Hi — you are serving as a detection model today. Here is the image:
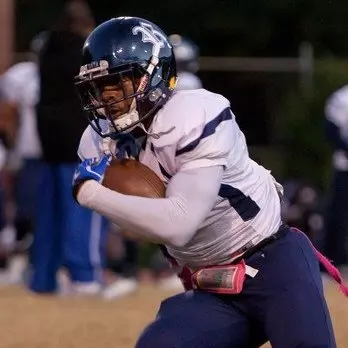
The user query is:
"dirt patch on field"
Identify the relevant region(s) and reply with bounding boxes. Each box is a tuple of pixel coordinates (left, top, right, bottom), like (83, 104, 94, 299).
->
(0, 281, 346, 348)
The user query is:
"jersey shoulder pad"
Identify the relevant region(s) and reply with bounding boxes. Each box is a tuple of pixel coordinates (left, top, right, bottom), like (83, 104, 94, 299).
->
(176, 72, 202, 90)
(150, 89, 230, 148)
(152, 89, 234, 170)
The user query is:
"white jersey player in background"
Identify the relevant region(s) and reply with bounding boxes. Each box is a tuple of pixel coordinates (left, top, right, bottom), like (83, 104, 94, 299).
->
(168, 34, 202, 91)
(0, 32, 46, 285)
(72, 17, 339, 348)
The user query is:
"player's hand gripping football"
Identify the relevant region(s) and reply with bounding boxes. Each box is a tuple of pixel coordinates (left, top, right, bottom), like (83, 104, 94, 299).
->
(72, 154, 112, 200)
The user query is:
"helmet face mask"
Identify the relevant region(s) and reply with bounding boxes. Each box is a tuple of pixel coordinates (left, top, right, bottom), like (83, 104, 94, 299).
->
(75, 17, 177, 138)
(76, 63, 146, 134)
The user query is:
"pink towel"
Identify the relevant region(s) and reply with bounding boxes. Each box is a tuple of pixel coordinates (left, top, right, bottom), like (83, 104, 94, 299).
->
(292, 227, 348, 296)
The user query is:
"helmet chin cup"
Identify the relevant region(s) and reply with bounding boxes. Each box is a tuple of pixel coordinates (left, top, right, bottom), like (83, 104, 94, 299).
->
(113, 110, 140, 132)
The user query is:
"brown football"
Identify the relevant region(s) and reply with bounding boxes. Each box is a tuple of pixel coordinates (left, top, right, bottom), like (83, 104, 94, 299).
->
(102, 158, 166, 198)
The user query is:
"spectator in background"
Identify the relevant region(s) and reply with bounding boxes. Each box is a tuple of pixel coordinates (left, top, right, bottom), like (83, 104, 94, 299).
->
(102, 224, 141, 300)
(281, 179, 325, 247)
(324, 85, 348, 276)
(0, 32, 46, 285)
(29, 0, 108, 295)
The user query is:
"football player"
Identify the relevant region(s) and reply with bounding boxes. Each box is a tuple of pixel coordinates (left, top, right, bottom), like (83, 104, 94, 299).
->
(73, 17, 341, 347)
(0, 32, 46, 285)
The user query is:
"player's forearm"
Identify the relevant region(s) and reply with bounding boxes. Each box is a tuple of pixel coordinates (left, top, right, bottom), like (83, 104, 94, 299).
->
(78, 182, 189, 245)
(77, 166, 223, 247)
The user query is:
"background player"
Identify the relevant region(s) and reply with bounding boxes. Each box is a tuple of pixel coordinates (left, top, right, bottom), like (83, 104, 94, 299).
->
(324, 85, 348, 277)
(169, 34, 202, 90)
(29, 0, 108, 295)
(0, 32, 46, 285)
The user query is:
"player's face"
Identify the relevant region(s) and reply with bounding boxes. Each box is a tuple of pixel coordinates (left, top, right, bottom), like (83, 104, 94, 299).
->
(101, 77, 138, 119)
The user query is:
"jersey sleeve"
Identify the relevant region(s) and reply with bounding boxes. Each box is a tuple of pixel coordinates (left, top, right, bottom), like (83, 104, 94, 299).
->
(175, 107, 234, 171)
(77, 125, 104, 161)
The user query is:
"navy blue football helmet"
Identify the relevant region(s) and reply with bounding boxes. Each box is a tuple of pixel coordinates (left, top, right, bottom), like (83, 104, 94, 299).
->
(75, 17, 177, 138)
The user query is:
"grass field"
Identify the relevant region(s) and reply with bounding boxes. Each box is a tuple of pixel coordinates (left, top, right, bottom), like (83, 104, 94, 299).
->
(0, 280, 347, 348)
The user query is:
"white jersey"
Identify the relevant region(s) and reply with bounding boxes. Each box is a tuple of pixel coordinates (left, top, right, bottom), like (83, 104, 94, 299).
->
(78, 89, 282, 268)
(0, 62, 42, 159)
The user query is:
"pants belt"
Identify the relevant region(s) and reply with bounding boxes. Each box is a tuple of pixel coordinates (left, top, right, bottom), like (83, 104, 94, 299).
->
(233, 223, 289, 263)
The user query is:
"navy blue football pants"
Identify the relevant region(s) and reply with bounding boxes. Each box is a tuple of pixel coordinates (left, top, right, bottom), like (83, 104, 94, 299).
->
(29, 162, 107, 293)
(136, 227, 336, 348)
(14, 158, 41, 240)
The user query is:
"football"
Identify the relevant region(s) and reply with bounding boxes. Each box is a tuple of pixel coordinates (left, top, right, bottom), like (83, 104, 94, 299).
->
(102, 158, 166, 243)
(102, 158, 166, 198)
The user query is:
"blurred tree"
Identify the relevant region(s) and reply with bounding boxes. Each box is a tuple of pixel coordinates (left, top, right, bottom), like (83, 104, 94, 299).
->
(13, 0, 348, 188)
(15, 0, 66, 51)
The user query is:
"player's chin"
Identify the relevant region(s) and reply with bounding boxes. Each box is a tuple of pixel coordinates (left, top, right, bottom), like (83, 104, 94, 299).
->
(107, 111, 120, 121)
(109, 109, 126, 120)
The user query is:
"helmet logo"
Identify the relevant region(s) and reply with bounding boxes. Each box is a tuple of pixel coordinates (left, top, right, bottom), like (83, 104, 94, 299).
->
(132, 22, 169, 56)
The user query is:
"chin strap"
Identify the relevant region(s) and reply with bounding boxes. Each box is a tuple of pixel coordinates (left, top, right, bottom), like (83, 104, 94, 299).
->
(292, 227, 348, 296)
(137, 122, 175, 139)
(113, 98, 139, 131)
(110, 132, 141, 159)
